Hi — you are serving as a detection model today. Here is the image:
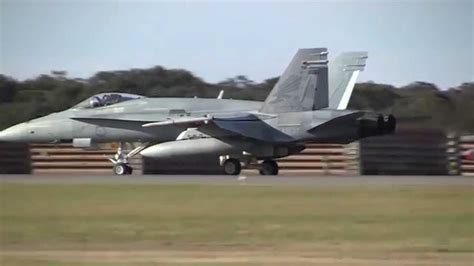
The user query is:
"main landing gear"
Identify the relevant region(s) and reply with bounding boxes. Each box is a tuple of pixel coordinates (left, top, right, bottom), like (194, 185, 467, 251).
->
(107, 142, 148, 175)
(220, 157, 279, 176)
(259, 160, 279, 175)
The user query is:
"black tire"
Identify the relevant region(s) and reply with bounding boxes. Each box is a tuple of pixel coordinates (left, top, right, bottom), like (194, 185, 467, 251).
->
(125, 165, 133, 175)
(259, 160, 279, 175)
(223, 159, 241, 175)
(113, 163, 132, 175)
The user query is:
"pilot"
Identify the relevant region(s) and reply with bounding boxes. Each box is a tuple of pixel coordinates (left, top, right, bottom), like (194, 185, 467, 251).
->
(89, 96, 102, 108)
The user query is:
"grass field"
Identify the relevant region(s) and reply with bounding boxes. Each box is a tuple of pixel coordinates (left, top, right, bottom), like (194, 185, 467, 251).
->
(0, 182, 473, 265)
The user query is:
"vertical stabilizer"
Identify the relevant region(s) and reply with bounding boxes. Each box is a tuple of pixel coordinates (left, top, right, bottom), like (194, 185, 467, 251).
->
(260, 48, 328, 114)
(328, 52, 368, 110)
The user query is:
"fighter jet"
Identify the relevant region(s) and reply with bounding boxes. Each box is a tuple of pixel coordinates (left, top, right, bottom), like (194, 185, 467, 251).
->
(0, 48, 395, 175)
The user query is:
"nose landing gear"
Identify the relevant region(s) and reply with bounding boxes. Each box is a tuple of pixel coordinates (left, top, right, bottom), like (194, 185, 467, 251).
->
(107, 142, 149, 175)
(113, 162, 133, 175)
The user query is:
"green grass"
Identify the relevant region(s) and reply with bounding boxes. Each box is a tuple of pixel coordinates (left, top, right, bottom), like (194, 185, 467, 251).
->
(0, 183, 473, 265)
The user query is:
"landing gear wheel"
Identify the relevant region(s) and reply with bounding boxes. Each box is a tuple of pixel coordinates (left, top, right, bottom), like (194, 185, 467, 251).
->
(223, 159, 241, 175)
(259, 160, 279, 175)
(125, 165, 133, 175)
(113, 163, 132, 175)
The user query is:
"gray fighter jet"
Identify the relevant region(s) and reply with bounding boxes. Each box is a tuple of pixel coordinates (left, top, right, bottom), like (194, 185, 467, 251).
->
(0, 48, 395, 175)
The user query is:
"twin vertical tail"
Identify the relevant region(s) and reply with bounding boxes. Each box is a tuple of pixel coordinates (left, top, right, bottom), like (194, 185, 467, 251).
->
(260, 48, 329, 114)
(328, 52, 368, 110)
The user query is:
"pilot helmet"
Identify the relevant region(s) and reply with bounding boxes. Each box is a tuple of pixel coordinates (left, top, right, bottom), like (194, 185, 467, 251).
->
(90, 96, 102, 108)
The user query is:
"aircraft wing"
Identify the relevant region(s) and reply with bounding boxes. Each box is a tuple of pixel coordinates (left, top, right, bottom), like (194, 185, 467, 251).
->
(143, 113, 294, 143)
(137, 112, 276, 128)
(70, 110, 262, 125)
(211, 115, 294, 143)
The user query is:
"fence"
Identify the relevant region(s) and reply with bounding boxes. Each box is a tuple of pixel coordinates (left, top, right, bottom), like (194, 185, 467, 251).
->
(0, 133, 473, 176)
(30, 143, 141, 175)
(359, 129, 451, 175)
(460, 135, 474, 176)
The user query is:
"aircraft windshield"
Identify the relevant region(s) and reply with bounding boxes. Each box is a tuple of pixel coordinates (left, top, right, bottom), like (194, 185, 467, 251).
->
(74, 93, 144, 109)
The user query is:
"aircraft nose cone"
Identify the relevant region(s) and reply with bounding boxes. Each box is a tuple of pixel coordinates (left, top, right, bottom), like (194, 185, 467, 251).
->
(0, 123, 27, 142)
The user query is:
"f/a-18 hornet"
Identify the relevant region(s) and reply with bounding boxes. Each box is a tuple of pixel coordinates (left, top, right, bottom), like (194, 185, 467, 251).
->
(0, 48, 395, 175)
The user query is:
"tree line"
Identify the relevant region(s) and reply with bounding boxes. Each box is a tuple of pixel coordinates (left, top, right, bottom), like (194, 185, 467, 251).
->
(0, 66, 472, 133)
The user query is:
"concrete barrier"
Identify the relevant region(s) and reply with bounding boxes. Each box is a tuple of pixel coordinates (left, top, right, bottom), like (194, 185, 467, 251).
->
(0, 142, 31, 174)
(359, 129, 451, 175)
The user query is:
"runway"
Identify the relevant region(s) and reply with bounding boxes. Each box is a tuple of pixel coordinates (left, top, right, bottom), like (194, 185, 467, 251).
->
(0, 174, 472, 186)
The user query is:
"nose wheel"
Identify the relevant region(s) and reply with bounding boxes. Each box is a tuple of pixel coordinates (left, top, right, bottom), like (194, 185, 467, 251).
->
(113, 163, 133, 175)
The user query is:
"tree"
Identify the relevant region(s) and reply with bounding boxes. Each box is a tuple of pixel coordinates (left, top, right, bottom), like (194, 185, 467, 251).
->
(0, 75, 17, 103)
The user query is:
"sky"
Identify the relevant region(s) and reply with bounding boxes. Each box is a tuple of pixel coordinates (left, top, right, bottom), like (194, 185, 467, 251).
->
(1, 0, 473, 89)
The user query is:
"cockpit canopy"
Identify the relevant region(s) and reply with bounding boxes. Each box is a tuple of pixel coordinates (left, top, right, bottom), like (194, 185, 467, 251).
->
(73, 93, 144, 109)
